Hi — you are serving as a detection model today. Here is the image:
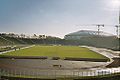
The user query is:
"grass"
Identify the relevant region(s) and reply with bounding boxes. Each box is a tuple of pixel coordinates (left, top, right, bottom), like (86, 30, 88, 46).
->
(0, 45, 108, 59)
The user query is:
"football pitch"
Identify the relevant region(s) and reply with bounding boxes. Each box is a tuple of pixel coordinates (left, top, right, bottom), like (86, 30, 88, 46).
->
(0, 45, 108, 59)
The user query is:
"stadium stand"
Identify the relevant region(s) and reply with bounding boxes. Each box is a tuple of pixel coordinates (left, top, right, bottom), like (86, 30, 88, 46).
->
(0, 36, 13, 46)
(0, 32, 119, 51)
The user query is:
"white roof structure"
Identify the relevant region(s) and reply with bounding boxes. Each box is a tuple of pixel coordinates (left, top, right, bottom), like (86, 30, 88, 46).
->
(64, 30, 116, 40)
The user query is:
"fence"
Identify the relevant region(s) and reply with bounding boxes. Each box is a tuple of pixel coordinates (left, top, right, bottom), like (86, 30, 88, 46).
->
(0, 67, 120, 79)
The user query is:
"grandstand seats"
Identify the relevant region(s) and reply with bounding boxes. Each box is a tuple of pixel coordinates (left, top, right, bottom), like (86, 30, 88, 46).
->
(0, 36, 12, 46)
(0, 34, 119, 51)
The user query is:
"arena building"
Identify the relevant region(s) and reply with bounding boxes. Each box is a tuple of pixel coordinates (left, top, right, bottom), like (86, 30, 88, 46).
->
(64, 30, 119, 50)
(64, 30, 116, 40)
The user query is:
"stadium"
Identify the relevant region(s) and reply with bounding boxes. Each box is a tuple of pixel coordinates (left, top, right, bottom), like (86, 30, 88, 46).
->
(0, 0, 120, 80)
(0, 30, 120, 80)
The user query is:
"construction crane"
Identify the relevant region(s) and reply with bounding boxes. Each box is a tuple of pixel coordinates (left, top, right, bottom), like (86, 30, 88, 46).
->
(76, 24, 120, 37)
(95, 24, 104, 35)
(76, 24, 104, 35)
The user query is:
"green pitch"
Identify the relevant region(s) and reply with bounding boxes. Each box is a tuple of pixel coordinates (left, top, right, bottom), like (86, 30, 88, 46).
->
(1, 45, 108, 59)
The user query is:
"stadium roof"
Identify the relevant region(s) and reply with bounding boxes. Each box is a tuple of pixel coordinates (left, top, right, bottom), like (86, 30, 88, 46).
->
(65, 30, 116, 37)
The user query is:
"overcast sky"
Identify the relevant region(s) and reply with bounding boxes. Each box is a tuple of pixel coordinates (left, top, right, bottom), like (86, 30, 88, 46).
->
(0, 0, 119, 38)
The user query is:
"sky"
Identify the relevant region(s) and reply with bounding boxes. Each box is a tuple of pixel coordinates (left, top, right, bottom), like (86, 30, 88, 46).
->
(0, 0, 119, 38)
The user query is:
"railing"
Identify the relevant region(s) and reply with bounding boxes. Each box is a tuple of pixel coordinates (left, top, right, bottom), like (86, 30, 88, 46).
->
(0, 67, 120, 79)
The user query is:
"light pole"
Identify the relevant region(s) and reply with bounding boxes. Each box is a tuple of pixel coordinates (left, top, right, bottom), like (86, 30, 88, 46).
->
(117, 1, 120, 38)
(117, 0, 120, 38)
(109, 0, 120, 51)
(111, 0, 120, 38)
(118, 4, 120, 38)
(118, 1, 120, 50)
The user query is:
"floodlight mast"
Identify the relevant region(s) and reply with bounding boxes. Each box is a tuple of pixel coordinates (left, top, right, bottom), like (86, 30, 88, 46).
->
(118, 1, 120, 51)
(115, 25, 120, 38)
(119, 4, 120, 38)
(117, 0, 120, 38)
(115, 3, 120, 38)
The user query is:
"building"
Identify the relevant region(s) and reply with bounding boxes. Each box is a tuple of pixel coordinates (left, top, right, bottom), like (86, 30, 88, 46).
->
(64, 30, 116, 40)
(64, 30, 119, 50)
